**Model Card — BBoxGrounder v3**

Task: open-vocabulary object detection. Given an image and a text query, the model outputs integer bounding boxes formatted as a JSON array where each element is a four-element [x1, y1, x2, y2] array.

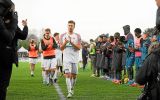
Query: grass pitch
[[7, 62, 141, 100]]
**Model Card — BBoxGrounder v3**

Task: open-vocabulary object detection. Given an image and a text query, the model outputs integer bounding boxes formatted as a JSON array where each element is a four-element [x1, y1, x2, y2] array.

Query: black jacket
[[156, 7, 160, 31], [136, 48, 160, 100], [0, 25, 28, 67], [13, 26, 28, 66]]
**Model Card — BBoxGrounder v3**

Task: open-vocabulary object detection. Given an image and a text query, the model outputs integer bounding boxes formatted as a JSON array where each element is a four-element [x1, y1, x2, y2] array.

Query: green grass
[[7, 62, 141, 100]]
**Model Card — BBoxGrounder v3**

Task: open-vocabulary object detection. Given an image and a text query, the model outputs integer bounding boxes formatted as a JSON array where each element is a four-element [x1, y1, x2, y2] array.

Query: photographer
[[136, 0, 160, 100], [0, 0, 28, 100]]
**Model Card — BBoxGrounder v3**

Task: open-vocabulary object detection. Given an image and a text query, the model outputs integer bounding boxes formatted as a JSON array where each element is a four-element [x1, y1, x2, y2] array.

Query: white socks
[[71, 78, 76, 90], [45, 73, 49, 84], [66, 78, 72, 93], [31, 71, 34, 75], [53, 70, 58, 80]]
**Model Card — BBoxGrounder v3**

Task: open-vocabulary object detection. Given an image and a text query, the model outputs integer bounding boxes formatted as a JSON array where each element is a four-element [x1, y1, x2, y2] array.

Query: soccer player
[[123, 25, 135, 85], [41, 28, 57, 85], [28, 39, 38, 77], [140, 32, 151, 62], [134, 28, 143, 75], [54, 32, 63, 78], [60, 20, 81, 98], [39, 41, 45, 84]]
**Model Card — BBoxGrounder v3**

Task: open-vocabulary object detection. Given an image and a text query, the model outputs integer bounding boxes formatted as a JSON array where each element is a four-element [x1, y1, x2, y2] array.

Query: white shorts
[[43, 58, 57, 70], [29, 58, 37, 64], [41, 59, 44, 68], [63, 62, 78, 74], [57, 57, 63, 66]]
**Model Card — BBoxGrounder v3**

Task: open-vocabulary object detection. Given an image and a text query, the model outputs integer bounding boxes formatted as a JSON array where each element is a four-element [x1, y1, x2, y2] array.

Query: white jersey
[[56, 40, 62, 59], [60, 32, 81, 63]]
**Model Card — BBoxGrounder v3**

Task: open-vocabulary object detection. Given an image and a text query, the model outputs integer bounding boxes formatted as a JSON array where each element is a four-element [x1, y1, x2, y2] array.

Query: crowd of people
[[82, 25, 160, 87], [1, 0, 160, 99]]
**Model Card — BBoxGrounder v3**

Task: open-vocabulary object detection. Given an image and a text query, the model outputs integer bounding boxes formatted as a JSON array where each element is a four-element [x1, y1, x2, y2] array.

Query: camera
[[0, 0, 14, 17], [30, 39, 35, 45], [137, 84, 151, 100]]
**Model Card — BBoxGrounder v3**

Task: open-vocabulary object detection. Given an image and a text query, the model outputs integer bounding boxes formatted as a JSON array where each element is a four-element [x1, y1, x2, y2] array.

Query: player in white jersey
[[60, 20, 81, 98], [54, 33, 63, 78]]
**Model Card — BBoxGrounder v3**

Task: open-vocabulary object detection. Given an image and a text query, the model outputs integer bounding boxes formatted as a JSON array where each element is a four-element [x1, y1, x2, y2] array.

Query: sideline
[[53, 83, 66, 100]]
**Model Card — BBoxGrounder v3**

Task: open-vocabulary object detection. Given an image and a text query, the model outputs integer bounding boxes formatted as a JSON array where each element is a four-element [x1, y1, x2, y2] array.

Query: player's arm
[[41, 39, 48, 50], [60, 38, 68, 51], [52, 38, 58, 48], [70, 42, 81, 50]]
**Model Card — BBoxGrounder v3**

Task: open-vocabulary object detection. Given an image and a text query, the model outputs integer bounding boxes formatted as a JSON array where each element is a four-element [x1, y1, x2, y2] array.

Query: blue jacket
[[140, 37, 151, 61]]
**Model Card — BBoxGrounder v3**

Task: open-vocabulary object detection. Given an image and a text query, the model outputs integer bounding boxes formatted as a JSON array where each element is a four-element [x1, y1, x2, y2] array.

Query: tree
[[18, 29, 39, 49]]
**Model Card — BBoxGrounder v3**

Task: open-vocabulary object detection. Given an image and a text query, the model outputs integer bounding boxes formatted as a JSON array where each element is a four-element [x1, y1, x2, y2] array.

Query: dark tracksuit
[[140, 38, 151, 62], [0, 23, 28, 100], [125, 39, 135, 81], [136, 48, 160, 100], [99, 42, 106, 76], [82, 47, 88, 70], [103, 42, 113, 77], [112, 42, 124, 80], [95, 42, 102, 77]]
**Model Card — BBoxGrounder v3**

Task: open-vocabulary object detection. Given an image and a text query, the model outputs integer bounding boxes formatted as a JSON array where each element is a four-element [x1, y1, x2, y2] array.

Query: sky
[[12, 0, 157, 41]]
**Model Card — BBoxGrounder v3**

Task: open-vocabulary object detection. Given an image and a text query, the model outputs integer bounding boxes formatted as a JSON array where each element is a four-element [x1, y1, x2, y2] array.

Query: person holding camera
[[136, 0, 160, 100], [111, 32, 125, 84], [0, 0, 28, 100], [28, 39, 38, 77]]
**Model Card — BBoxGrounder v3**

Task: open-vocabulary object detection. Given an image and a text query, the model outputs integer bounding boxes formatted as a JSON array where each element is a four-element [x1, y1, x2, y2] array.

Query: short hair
[[45, 28, 51, 32], [114, 32, 120, 39], [68, 20, 75, 26], [54, 32, 59, 37], [110, 36, 114, 42], [134, 28, 142, 34], [90, 39, 94, 42]]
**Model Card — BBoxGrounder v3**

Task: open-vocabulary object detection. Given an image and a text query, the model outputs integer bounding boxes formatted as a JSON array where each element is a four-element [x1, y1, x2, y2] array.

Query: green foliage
[[18, 40, 29, 49]]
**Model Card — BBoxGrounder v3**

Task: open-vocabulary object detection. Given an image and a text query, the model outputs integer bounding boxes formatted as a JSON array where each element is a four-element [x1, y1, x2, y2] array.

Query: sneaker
[[31, 74, 34, 77], [130, 83, 137, 87], [100, 76, 104, 78], [67, 92, 72, 98], [54, 79, 57, 83], [127, 80, 134, 85], [91, 74, 96, 77], [112, 79, 116, 83], [138, 85, 144, 88], [71, 89, 74, 95], [114, 80, 121, 84]]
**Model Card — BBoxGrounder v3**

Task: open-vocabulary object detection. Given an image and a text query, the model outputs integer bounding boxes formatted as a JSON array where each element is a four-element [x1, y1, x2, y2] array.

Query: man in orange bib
[[41, 28, 57, 85], [28, 39, 38, 77]]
